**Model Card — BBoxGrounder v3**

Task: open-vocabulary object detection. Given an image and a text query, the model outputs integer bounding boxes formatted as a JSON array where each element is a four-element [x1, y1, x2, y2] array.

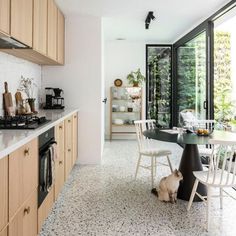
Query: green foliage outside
[[147, 47, 171, 127], [214, 31, 234, 122]]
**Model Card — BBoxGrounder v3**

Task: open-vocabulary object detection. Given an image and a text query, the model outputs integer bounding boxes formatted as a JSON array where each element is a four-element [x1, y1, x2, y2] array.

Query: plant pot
[[133, 82, 139, 87], [28, 98, 36, 113]]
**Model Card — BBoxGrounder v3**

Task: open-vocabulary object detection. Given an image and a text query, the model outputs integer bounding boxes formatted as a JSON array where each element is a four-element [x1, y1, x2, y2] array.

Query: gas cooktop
[[0, 115, 50, 130]]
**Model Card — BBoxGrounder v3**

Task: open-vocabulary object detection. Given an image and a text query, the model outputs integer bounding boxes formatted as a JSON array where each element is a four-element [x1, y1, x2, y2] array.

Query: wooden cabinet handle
[[68, 120, 71, 123], [74, 115, 77, 118], [24, 206, 30, 215], [24, 148, 30, 156], [59, 125, 63, 129], [59, 161, 63, 165], [68, 148, 71, 152]]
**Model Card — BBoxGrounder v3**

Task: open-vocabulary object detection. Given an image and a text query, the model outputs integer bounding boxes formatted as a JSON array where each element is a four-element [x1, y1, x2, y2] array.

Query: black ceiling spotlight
[[145, 11, 156, 29]]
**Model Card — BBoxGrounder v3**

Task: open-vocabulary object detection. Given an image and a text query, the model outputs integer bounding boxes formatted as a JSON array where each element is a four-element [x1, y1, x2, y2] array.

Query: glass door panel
[[146, 45, 172, 128], [176, 32, 207, 125]]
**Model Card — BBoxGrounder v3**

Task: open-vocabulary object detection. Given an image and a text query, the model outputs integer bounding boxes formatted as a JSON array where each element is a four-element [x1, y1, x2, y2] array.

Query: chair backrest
[[207, 139, 236, 186], [134, 120, 155, 150]]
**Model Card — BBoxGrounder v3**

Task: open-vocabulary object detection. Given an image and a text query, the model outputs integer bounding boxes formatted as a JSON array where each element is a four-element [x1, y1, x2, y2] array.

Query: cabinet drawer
[[9, 190, 37, 236], [9, 139, 38, 219], [0, 157, 8, 232]]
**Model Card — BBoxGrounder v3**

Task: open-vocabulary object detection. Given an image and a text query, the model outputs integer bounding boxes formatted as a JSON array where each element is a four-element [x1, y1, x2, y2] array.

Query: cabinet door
[[47, 0, 57, 60], [57, 8, 65, 64], [0, 227, 7, 236], [33, 0, 47, 55], [9, 139, 38, 219], [64, 116, 73, 179], [55, 122, 65, 198], [0, 157, 8, 232], [11, 0, 33, 47], [38, 188, 54, 233], [72, 113, 78, 165], [9, 190, 37, 236], [0, 0, 10, 35]]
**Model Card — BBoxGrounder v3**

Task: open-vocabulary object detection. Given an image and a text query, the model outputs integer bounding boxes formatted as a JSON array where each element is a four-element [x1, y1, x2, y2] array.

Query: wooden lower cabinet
[[9, 138, 38, 219], [0, 157, 8, 232], [0, 227, 7, 236], [64, 116, 73, 179], [55, 121, 65, 199], [9, 190, 37, 236], [38, 188, 54, 233], [72, 112, 78, 165]]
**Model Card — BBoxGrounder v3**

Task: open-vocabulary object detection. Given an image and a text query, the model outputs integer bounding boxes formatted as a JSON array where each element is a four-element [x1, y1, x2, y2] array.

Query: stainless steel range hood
[[0, 36, 29, 49]]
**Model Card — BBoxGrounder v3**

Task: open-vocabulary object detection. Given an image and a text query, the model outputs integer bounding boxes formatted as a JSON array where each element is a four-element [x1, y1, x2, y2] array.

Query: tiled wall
[[0, 52, 42, 114]]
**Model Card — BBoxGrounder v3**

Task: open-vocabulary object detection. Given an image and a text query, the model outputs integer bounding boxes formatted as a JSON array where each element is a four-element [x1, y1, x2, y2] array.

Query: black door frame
[[172, 0, 236, 126]]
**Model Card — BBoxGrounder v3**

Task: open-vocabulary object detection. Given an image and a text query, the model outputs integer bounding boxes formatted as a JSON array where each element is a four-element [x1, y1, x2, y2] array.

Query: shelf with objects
[[110, 86, 142, 140]]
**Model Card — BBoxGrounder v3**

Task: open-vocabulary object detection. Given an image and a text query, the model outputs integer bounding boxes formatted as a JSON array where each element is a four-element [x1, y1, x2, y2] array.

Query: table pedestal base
[[177, 144, 207, 202]]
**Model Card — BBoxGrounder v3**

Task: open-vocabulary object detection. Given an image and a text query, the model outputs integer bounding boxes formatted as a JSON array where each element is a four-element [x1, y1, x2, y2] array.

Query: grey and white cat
[[152, 169, 183, 203]]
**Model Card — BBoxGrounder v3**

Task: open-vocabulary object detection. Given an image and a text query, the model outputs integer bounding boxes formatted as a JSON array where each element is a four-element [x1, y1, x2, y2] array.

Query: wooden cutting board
[[3, 82, 14, 116]]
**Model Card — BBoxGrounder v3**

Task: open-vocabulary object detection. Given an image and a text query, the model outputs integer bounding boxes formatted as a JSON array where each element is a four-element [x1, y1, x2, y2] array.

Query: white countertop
[[0, 108, 79, 159]]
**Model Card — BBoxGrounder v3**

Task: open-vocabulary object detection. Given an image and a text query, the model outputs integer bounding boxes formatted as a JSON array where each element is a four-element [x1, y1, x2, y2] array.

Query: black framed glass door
[[146, 45, 172, 128], [173, 21, 213, 126]]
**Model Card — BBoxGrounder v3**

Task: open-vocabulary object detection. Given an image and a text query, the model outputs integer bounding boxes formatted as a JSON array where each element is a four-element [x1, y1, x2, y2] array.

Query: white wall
[[0, 52, 41, 114], [42, 15, 103, 165], [104, 40, 146, 139]]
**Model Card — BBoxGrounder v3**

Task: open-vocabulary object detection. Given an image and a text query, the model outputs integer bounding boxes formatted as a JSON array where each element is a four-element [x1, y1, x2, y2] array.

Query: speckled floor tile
[[40, 140, 236, 236]]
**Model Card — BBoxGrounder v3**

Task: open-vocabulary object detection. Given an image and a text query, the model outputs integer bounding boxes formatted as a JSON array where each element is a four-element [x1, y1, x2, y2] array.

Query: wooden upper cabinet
[[47, 0, 57, 60], [57, 8, 65, 64], [33, 0, 48, 55], [0, 0, 10, 36], [0, 157, 8, 232], [11, 0, 33, 47], [9, 139, 38, 219]]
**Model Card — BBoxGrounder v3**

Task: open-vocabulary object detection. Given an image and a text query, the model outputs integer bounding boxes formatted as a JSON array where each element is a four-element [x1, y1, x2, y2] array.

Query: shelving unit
[[110, 86, 142, 140]]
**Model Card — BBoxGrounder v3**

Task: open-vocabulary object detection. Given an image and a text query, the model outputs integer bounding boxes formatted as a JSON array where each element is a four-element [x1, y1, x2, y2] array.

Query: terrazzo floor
[[40, 140, 236, 236]]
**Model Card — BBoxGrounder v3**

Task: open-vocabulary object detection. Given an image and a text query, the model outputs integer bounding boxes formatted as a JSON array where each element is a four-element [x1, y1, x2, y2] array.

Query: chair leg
[[166, 155, 173, 173], [187, 179, 199, 211], [220, 187, 223, 209], [206, 186, 212, 231], [135, 154, 142, 179], [154, 157, 157, 176], [151, 156, 154, 188]]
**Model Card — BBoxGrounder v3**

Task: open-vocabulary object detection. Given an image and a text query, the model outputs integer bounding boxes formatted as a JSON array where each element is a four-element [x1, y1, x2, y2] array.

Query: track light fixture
[[145, 11, 156, 29]]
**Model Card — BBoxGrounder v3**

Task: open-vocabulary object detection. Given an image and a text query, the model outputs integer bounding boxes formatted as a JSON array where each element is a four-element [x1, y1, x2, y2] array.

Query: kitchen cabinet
[[65, 116, 73, 179], [9, 138, 38, 219], [48, 0, 58, 61], [0, 157, 8, 232], [11, 0, 33, 47], [72, 113, 78, 165], [55, 121, 65, 199], [33, 0, 48, 55], [57, 8, 65, 64], [9, 190, 37, 236], [0, 0, 10, 36], [0, 227, 7, 236], [38, 187, 54, 233]]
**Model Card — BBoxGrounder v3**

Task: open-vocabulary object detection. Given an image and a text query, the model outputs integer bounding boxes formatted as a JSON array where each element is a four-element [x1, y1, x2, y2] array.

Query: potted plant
[[127, 68, 145, 87], [19, 76, 37, 113]]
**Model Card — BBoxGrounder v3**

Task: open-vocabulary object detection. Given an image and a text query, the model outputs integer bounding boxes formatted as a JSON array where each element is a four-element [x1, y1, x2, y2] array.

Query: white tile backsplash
[[0, 52, 42, 113]]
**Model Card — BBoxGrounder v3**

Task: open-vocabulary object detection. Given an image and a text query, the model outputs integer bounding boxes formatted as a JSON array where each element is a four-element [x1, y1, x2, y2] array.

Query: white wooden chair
[[187, 139, 236, 231], [134, 120, 173, 188]]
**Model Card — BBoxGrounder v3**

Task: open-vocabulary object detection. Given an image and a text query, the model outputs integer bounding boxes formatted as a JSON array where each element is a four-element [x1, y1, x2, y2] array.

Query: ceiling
[[56, 0, 232, 43]]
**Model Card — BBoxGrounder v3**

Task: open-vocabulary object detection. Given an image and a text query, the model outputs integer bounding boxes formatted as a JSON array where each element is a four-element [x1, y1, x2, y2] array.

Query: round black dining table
[[143, 129, 236, 201]]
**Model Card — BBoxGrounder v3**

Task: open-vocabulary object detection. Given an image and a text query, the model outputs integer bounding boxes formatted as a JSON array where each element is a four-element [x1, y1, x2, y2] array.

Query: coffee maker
[[44, 87, 65, 109]]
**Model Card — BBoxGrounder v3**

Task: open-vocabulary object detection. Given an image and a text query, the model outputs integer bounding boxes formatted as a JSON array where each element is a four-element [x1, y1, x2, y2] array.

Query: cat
[[151, 169, 183, 203]]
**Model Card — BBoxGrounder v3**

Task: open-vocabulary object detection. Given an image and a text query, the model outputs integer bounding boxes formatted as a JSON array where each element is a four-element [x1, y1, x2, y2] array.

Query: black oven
[[38, 127, 56, 208]]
